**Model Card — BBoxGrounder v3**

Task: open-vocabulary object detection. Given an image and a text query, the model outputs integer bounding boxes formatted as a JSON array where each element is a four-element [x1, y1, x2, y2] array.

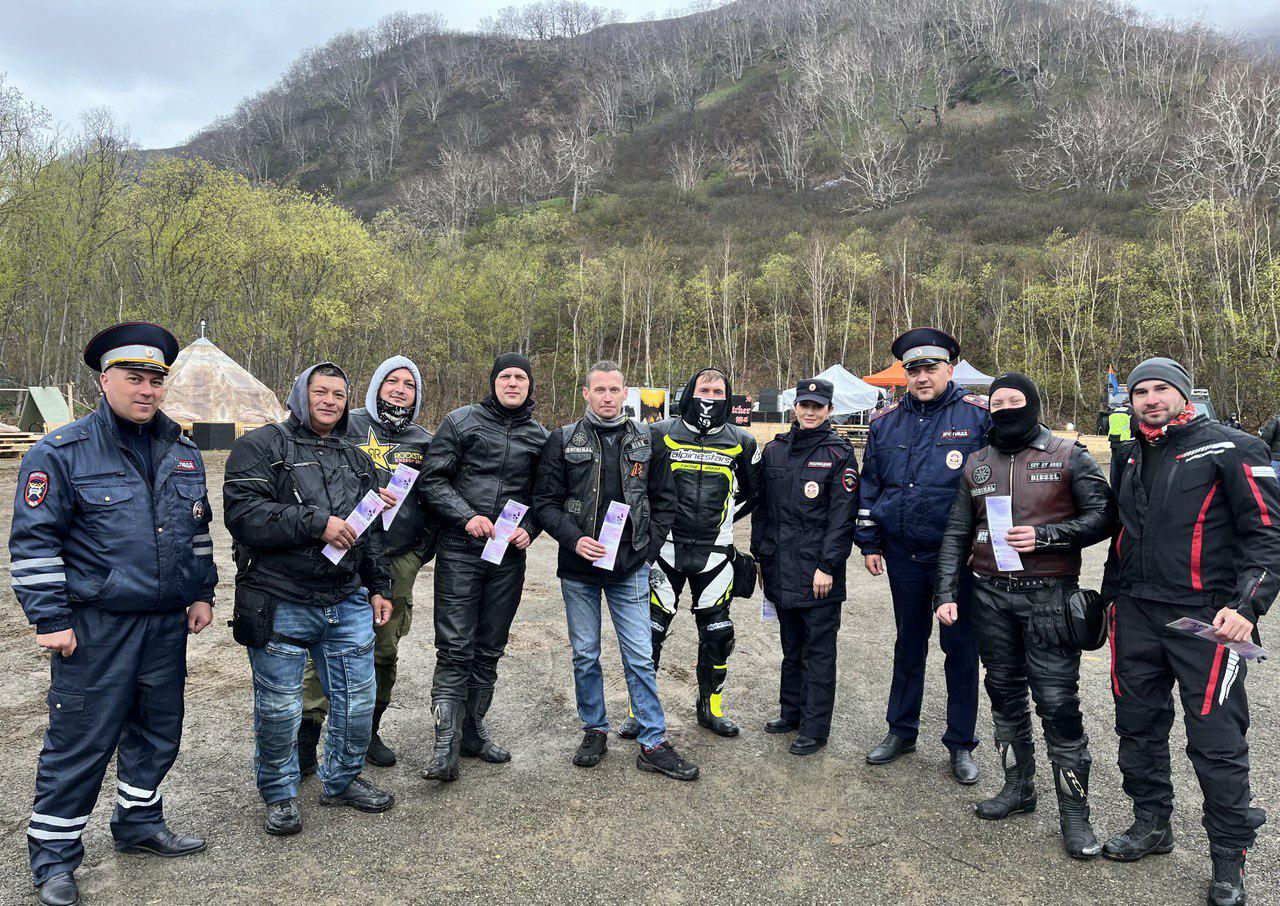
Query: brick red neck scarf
[[1137, 401, 1196, 444]]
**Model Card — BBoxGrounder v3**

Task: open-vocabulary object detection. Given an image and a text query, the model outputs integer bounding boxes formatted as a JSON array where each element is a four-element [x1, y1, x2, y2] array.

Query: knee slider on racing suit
[[696, 605, 735, 666]]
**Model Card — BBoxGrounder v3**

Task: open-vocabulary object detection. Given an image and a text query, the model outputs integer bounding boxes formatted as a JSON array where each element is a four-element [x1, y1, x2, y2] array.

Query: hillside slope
[[183, 0, 1273, 251]]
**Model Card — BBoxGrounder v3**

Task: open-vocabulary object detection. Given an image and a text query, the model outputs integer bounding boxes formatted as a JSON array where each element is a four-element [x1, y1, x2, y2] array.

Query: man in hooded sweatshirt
[[617, 367, 762, 740], [933, 372, 1113, 860], [297, 356, 438, 771], [224, 363, 395, 837], [418, 353, 549, 781]]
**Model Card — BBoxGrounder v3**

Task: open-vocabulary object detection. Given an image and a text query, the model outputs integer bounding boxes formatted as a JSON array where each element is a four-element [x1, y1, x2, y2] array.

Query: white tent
[[781, 364, 882, 416], [953, 359, 995, 387]]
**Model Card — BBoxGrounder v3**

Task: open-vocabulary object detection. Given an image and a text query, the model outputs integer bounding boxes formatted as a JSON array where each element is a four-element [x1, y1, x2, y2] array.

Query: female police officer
[[751, 378, 859, 755]]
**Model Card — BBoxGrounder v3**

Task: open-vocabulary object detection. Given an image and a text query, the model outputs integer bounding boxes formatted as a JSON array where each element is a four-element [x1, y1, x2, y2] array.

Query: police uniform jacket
[[10, 396, 217, 633], [750, 421, 859, 608], [855, 382, 991, 561]]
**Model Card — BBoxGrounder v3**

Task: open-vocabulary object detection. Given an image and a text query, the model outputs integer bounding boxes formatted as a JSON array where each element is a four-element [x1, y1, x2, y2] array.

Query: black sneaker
[[573, 729, 608, 767], [264, 798, 302, 836], [637, 741, 700, 781], [319, 775, 394, 813]]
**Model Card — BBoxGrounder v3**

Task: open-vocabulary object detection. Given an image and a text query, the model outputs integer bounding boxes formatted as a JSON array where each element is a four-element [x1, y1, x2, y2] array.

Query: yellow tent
[[161, 338, 285, 426]]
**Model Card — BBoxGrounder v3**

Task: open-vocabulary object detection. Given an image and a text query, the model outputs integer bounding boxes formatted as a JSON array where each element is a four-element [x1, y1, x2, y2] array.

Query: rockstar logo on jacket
[[359, 428, 396, 471]]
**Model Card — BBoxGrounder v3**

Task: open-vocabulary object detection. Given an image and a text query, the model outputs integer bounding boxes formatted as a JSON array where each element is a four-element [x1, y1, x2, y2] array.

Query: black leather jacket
[[934, 427, 1113, 605], [534, 417, 677, 582], [346, 407, 437, 559], [224, 415, 390, 605], [1259, 414, 1280, 459], [420, 398, 549, 550]]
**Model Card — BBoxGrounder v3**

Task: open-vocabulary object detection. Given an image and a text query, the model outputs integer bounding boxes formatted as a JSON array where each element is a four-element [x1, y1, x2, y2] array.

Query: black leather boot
[[972, 742, 1034, 818], [975, 742, 1036, 820], [297, 717, 322, 777], [421, 699, 464, 782], [618, 710, 641, 740], [461, 688, 511, 763], [1054, 765, 1102, 859], [696, 695, 739, 737], [365, 702, 396, 767], [1208, 844, 1247, 906], [1102, 809, 1175, 862]]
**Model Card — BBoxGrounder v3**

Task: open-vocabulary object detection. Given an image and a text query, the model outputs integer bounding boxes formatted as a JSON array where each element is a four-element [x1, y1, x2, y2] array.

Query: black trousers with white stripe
[[28, 607, 187, 885], [1112, 594, 1265, 849]]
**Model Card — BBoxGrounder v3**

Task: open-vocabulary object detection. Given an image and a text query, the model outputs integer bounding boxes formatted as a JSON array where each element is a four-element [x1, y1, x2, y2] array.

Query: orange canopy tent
[[863, 361, 907, 388]]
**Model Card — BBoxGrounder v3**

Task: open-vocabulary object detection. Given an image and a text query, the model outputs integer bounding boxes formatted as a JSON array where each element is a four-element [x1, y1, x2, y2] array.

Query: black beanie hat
[[491, 352, 533, 391], [488, 352, 535, 415]]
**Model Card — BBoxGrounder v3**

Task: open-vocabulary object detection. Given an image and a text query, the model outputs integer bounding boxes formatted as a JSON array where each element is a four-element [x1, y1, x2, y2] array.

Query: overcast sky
[[0, 0, 1270, 149]]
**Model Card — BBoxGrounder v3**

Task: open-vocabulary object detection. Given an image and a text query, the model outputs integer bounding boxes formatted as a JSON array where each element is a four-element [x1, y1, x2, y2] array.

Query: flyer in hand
[[322, 490, 384, 564]]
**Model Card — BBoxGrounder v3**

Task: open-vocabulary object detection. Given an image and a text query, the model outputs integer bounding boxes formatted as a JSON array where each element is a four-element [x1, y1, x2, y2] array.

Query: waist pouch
[[731, 547, 757, 599], [230, 585, 276, 649]]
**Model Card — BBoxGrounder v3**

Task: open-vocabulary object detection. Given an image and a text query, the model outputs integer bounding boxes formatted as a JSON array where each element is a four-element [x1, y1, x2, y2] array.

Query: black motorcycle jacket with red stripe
[[1101, 415, 1280, 621]]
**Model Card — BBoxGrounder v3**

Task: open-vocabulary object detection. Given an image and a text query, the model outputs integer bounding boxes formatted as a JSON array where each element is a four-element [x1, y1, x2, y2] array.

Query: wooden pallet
[[0, 431, 44, 458], [833, 424, 870, 445]]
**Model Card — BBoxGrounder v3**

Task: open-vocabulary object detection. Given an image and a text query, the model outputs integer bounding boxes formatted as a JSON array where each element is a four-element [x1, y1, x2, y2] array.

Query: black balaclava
[[988, 372, 1042, 454], [487, 352, 535, 416], [678, 367, 732, 434]]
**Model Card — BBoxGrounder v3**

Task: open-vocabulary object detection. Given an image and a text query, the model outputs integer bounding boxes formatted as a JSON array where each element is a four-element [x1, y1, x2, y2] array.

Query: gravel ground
[[0, 452, 1273, 905]]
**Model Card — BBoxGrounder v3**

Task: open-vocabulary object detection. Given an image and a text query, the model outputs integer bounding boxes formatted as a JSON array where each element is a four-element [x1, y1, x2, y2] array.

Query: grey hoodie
[[364, 355, 423, 427], [286, 361, 351, 435]]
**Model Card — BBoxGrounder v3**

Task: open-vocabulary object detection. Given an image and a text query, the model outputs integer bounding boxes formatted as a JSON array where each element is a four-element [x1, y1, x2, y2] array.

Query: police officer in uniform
[[751, 378, 858, 754], [857, 328, 989, 783], [12, 323, 216, 906]]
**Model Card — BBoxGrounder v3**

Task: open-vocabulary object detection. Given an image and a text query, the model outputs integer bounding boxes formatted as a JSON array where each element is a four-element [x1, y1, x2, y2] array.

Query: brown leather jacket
[[934, 427, 1113, 603]]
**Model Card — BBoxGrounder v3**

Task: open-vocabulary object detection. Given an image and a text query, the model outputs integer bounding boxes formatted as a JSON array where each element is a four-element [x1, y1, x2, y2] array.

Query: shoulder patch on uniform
[[176, 458, 197, 471], [962, 393, 989, 410], [24, 471, 49, 507], [870, 403, 898, 422], [843, 467, 858, 493]]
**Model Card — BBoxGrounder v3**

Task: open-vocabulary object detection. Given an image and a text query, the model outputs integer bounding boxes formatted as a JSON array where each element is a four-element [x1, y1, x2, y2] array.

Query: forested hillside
[[3, 0, 1280, 424]]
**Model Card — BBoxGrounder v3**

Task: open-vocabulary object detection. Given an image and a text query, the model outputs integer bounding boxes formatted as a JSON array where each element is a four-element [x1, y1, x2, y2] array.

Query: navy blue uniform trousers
[[28, 607, 187, 885], [884, 549, 979, 751]]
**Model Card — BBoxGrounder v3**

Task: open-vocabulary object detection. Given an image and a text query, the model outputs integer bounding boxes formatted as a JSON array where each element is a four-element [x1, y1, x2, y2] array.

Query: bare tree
[[1158, 61, 1280, 206], [837, 125, 944, 211], [553, 103, 611, 212], [668, 135, 709, 193], [1007, 83, 1164, 193], [763, 83, 813, 192]]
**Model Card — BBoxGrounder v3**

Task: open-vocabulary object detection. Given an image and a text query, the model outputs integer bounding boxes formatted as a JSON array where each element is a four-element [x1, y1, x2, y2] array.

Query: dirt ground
[[0, 452, 1274, 906]]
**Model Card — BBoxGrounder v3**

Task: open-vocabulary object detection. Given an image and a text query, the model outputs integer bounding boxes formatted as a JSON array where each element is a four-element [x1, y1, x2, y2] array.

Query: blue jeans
[[247, 589, 375, 802], [562, 565, 666, 747]]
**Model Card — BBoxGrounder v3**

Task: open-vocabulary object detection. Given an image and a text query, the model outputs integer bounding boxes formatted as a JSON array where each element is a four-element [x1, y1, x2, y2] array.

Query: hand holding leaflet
[[593, 501, 631, 570], [381, 464, 420, 530], [482, 500, 530, 565], [1166, 617, 1269, 662], [986, 495, 1024, 572], [323, 490, 384, 564]]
